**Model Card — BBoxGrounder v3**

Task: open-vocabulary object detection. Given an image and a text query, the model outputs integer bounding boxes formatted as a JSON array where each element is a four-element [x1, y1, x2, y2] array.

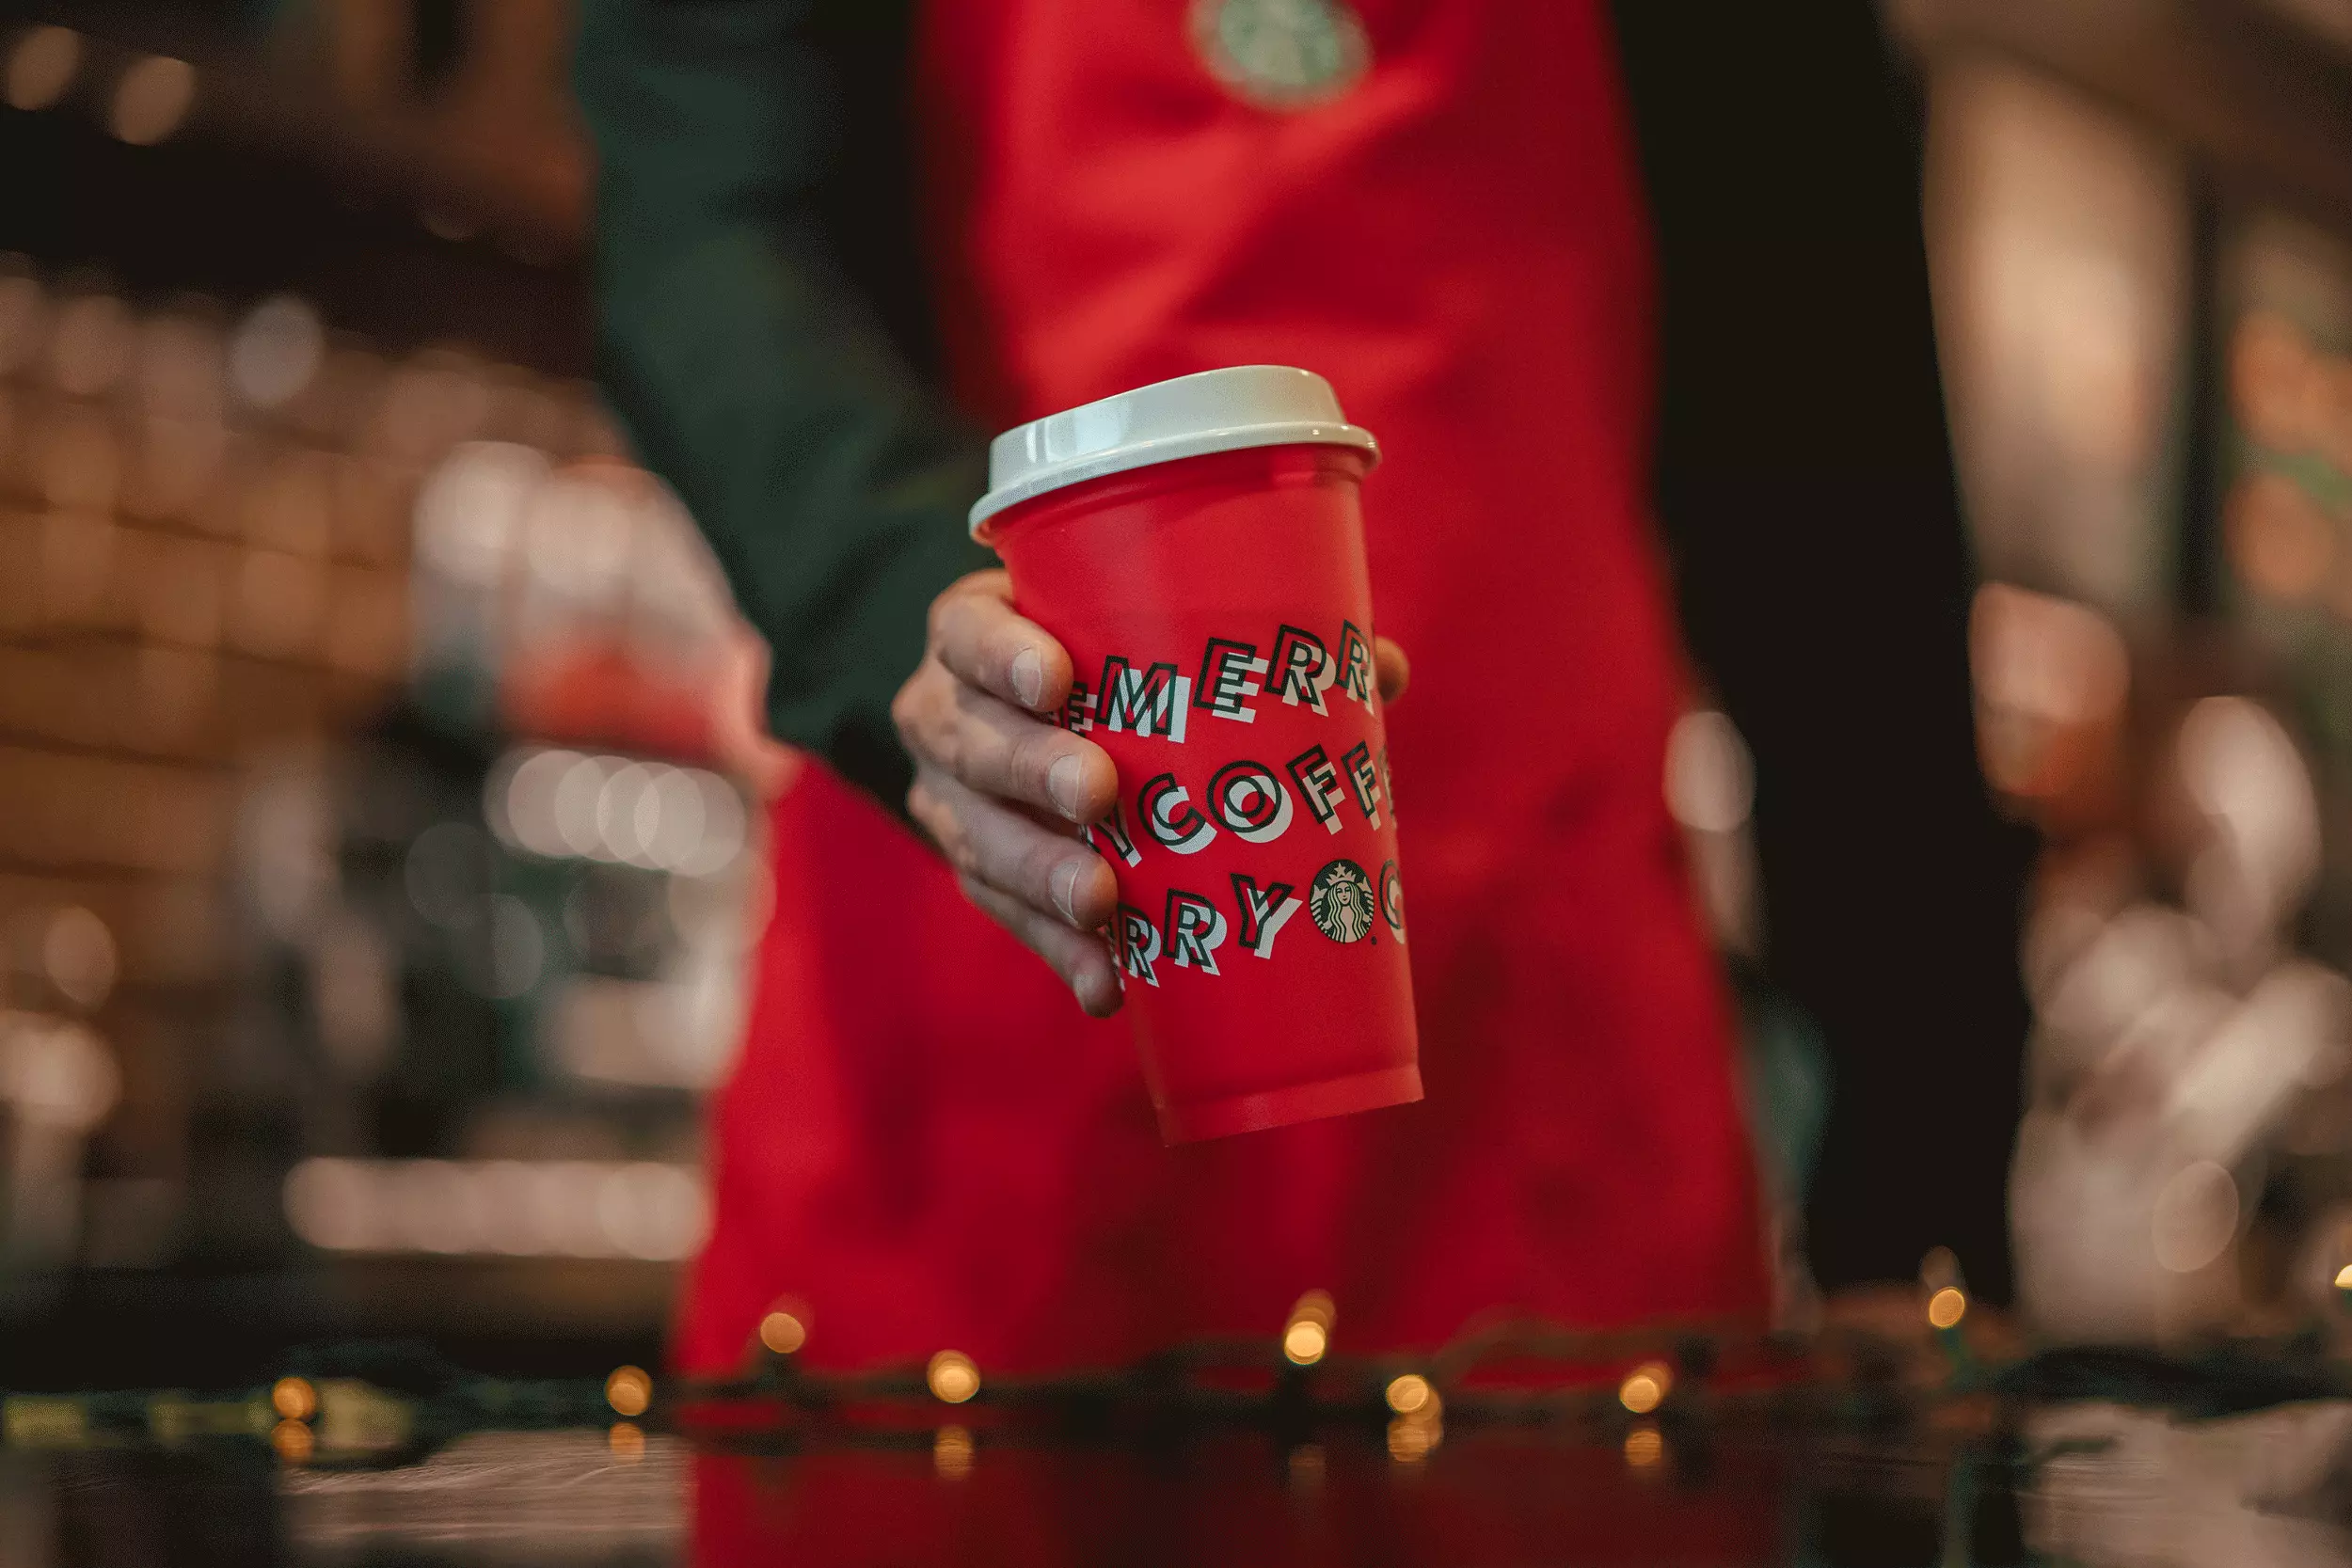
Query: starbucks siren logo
[[1310, 858, 1377, 944], [1189, 0, 1370, 110]]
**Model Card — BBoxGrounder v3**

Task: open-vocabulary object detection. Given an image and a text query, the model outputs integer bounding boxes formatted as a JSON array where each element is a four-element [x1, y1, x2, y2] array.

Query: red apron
[[675, 0, 1768, 1377]]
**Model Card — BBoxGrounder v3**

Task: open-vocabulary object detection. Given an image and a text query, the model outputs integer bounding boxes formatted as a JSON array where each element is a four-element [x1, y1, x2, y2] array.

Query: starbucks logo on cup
[[1310, 858, 1377, 944], [1189, 0, 1370, 110]]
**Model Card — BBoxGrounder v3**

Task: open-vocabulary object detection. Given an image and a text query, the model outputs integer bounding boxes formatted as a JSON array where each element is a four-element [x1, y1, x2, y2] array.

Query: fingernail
[[1053, 859, 1082, 924], [1010, 647, 1044, 708], [1048, 753, 1084, 819]]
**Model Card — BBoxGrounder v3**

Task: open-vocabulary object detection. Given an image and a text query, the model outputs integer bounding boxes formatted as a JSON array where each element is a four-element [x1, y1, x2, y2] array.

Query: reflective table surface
[[7, 1399, 2348, 1567]]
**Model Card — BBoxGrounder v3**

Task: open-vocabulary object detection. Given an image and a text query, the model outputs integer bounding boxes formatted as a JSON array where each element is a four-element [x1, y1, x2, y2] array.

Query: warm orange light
[[608, 1421, 644, 1462], [1386, 1413, 1440, 1463], [1624, 1423, 1663, 1469], [1617, 1360, 1671, 1415], [271, 1418, 313, 1465], [1927, 1286, 1968, 1331], [5, 26, 77, 113], [1281, 1320, 1328, 1367], [927, 1351, 980, 1405], [1384, 1373, 1433, 1416], [109, 55, 194, 145], [2334, 1263, 2352, 1291], [932, 1424, 974, 1479], [605, 1366, 652, 1418], [270, 1376, 317, 1421], [758, 1310, 807, 1356]]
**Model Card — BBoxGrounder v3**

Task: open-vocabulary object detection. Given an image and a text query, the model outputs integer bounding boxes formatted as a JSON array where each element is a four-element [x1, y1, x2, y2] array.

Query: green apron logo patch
[[1189, 0, 1371, 110]]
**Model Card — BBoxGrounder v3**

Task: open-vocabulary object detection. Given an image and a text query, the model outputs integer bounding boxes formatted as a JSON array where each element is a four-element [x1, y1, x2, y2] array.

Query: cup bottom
[[1154, 1064, 1424, 1145]]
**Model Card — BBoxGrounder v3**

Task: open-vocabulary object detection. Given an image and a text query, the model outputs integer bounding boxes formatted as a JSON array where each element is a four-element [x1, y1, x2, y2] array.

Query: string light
[[608, 1421, 644, 1462], [1282, 1290, 1335, 1367], [604, 1366, 652, 1419], [1617, 1361, 1671, 1416], [927, 1351, 980, 1405], [270, 1376, 317, 1421], [1927, 1286, 1969, 1331], [270, 1418, 313, 1465], [758, 1309, 808, 1356], [1624, 1422, 1664, 1470], [1384, 1373, 1434, 1416], [0, 1308, 2051, 1465], [1282, 1320, 1328, 1366], [1386, 1412, 1440, 1464], [2335, 1263, 2352, 1291], [932, 1425, 974, 1479]]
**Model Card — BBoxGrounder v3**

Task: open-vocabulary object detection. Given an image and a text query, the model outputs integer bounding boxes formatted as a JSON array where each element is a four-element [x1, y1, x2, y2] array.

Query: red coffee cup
[[972, 367, 1420, 1143]]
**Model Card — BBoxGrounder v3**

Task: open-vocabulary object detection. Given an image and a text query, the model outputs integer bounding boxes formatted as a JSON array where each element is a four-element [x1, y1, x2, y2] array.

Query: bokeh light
[[927, 1350, 980, 1405], [281, 1156, 709, 1260], [271, 1376, 318, 1421], [932, 1424, 974, 1480], [1624, 1423, 1664, 1470], [1386, 1412, 1440, 1464], [758, 1309, 807, 1356], [1385, 1373, 1434, 1416], [271, 1418, 313, 1465], [1617, 1361, 1672, 1416], [604, 1366, 652, 1419], [4, 26, 78, 113], [108, 55, 195, 146], [1928, 1286, 1970, 1330]]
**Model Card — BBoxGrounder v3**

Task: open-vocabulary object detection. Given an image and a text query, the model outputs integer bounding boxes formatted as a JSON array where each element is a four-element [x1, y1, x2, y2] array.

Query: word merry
[[1059, 622, 1378, 742]]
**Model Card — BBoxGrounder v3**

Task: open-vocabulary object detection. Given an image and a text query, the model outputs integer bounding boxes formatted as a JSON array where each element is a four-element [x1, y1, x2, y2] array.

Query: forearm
[[576, 0, 992, 806]]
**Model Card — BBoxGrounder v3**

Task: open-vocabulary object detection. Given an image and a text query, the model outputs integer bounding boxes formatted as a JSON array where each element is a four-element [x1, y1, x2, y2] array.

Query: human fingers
[[906, 763, 1121, 932], [958, 874, 1124, 1018], [1374, 635, 1410, 705], [893, 658, 1120, 825], [929, 570, 1073, 715]]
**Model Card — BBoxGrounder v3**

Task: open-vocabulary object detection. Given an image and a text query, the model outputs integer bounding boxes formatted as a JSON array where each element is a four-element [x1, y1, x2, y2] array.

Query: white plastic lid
[[968, 365, 1378, 536]]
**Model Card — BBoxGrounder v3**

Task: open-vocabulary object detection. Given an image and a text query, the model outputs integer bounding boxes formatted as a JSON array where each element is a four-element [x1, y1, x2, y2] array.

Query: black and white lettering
[[1206, 759, 1294, 845], [1342, 739, 1383, 828], [1268, 625, 1335, 715], [1098, 657, 1190, 741], [1061, 678, 1097, 734], [1286, 744, 1348, 835], [1085, 800, 1142, 867], [1114, 903, 1162, 986], [1164, 889, 1229, 976], [1229, 873, 1303, 959], [1139, 772, 1217, 855], [1334, 621, 1374, 706], [1379, 859, 1406, 942], [1194, 639, 1267, 724]]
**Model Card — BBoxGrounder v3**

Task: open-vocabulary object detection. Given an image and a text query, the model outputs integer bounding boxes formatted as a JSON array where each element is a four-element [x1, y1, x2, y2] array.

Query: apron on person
[[675, 0, 1769, 1377]]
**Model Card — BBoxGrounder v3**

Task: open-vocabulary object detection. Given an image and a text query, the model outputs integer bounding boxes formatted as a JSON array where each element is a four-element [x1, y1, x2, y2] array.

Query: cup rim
[[969, 366, 1379, 538]]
